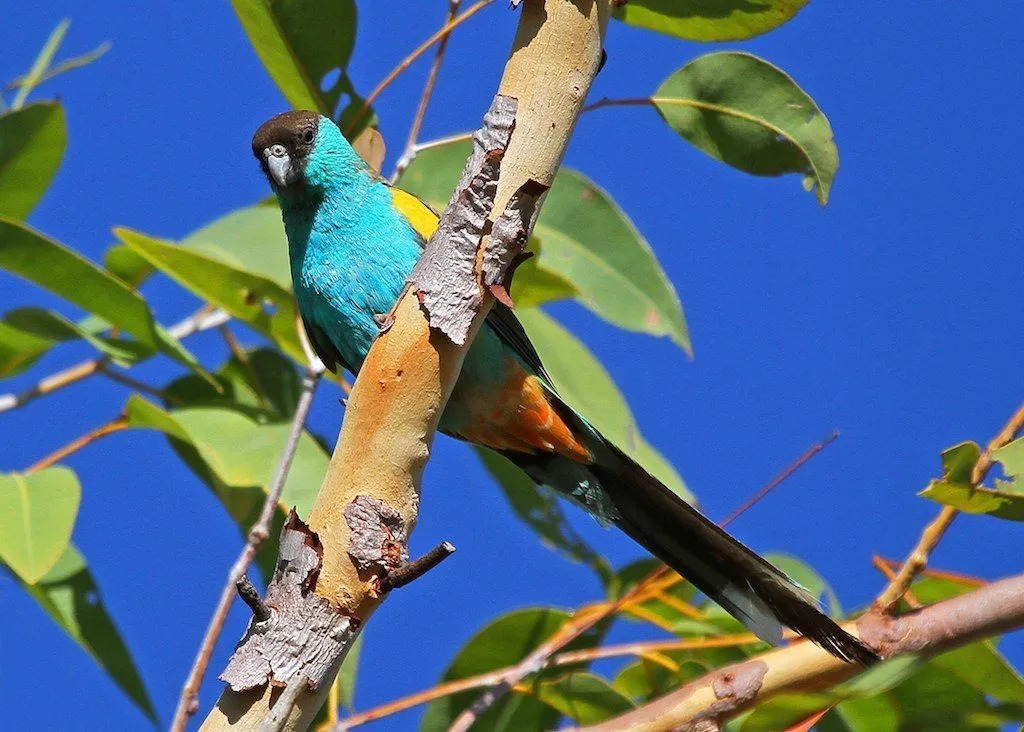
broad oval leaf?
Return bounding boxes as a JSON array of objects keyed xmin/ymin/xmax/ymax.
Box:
[
  {"xmin": 614, "ymin": 0, "xmax": 808, "ymax": 42},
  {"xmin": 653, "ymin": 51, "xmax": 838, "ymax": 204},
  {"xmin": 0, "ymin": 103, "xmax": 66, "ymax": 218},
  {"xmin": 398, "ymin": 141, "xmax": 690, "ymax": 351},
  {"xmin": 0, "ymin": 467, "xmax": 81, "ymax": 583},
  {"xmin": 517, "ymin": 308, "xmax": 691, "ymax": 502},
  {"xmin": 919, "ymin": 479, "xmax": 1024, "ymax": 522},
  {"xmin": 231, "ymin": 0, "xmax": 366, "ymax": 124},
  {"xmin": 13, "ymin": 543, "xmax": 156, "ymax": 720}
]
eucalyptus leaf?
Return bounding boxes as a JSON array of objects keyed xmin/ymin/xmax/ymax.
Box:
[
  {"xmin": 614, "ymin": 0, "xmax": 808, "ymax": 42},
  {"xmin": 5, "ymin": 307, "xmax": 150, "ymax": 366},
  {"xmin": 114, "ymin": 228, "xmax": 304, "ymax": 362},
  {"xmin": 0, "ymin": 103, "xmax": 66, "ymax": 218},
  {"xmin": 0, "ymin": 218, "xmax": 207, "ymax": 376},
  {"xmin": 0, "ymin": 467, "xmax": 80, "ymax": 583},
  {"xmin": 10, "ymin": 19, "xmax": 69, "ymax": 108},
  {"xmin": 919, "ymin": 480, "xmax": 1024, "ymax": 521},
  {"xmin": 533, "ymin": 671, "xmax": 635, "ymax": 724},
  {"xmin": 231, "ymin": 0, "xmax": 368, "ymax": 127},
  {"xmin": 14, "ymin": 544, "xmax": 156, "ymax": 720},
  {"xmin": 653, "ymin": 51, "xmax": 838, "ymax": 204}
]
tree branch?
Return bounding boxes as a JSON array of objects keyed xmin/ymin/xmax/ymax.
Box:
[
  {"xmin": 201, "ymin": 2, "xmax": 612, "ymax": 729},
  {"xmin": 24, "ymin": 414, "xmax": 128, "ymax": 473},
  {"xmin": 875, "ymin": 402, "xmax": 1024, "ymax": 609},
  {"xmin": 575, "ymin": 572, "xmax": 1024, "ymax": 732},
  {"xmin": 170, "ymin": 359, "xmax": 325, "ymax": 731}
]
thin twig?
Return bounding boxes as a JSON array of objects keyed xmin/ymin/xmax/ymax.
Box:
[
  {"xmin": 235, "ymin": 575, "xmax": 272, "ymax": 623},
  {"xmin": 0, "ymin": 306, "xmax": 228, "ymax": 414},
  {"xmin": 580, "ymin": 96, "xmax": 654, "ymax": 114},
  {"xmin": 391, "ymin": 0, "xmax": 463, "ymax": 183},
  {"xmin": 260, "ymin": 674, "xmax": 308, "ymax": 732},
  {"xmin": 719, "ymin": 430, "xmax": 839, "ymax": 528},
  {"xmin": 96, "ymin": 361, "xmax": 169, "ymax": 403},
  {"xmin": 875, "ymin": 402, "xmax": 1024, "ymax": 609},
  {"xmin": 380, "ymin": 541, "xmax": 456, "ymax": 591},
  {"xmin": 24, "ymin": 415, "xmax": 129, "ymax": 473},
  {"xmin": 345, "ymin": 0, "xmax": 494, "ymax": 136},
  {"xmin": 338, "ymin": 434, "xmax": 838, "ymax": 730},
  {"xmin": 871, "ymin": 556, "xmax": 921, "ymax": 609},
  {"xmin": 170, "ymin": 359, "xmax": 326, "ymax": 731}
]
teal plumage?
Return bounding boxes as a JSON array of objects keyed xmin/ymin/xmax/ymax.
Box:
[{"xmin": 252, "ymin": 111, "xmax": 876, "ymax": 665}]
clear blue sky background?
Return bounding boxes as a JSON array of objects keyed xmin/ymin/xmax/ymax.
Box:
[{"xmin": 2, "ymin": 2, "xmax": 1022, "ymax": 729}]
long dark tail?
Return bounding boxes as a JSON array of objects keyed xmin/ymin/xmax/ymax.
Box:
[{"xmin": 507, "ymin": 433, "xmax": 877, "ymax": 666}]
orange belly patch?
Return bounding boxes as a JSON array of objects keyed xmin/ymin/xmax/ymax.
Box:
[{"xmin": 455, "ymin": 364, "xmax": 593, "ymax": 464}]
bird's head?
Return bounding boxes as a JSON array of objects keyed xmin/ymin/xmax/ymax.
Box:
[{"xmin": 252, "ymin": 110, "xmax": 356, "ymax": 194}]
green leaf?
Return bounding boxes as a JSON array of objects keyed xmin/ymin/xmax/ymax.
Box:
[
  {"xmin": 231, "ymin": 0, "xmax": 366, "ymax": 123},
  {"xmin": 765, "ymin": 553, "xmax": 841, "ymax": 617},
  {"xmin": 398, "ymin": 143, "xmax": 689, "ymax": 350},
  {"xmin": 335, "ymin": 631, "xmax": 363, "ymax": 710},
  {"xmin": 4, "ymin": 307, "xmax": 150, "ymax": 365},
  {"xmin": 114, "ymin": 228, "xmax": 304, "ymax": 362},
  {"xmin": 919, "ymin": 480, "xmax": 1024, "ymax": 521},
  {"xmin": 14, "ymin": 544, "xmax": 155, "ymax": 720},
  {"xmin": 536, "ymin": 170, "xmax": 690, "ymax": 352},
  {"xmin": 11, "ymin": 19, "xmax": 70, "ymax": 109},
  {"xmin": 477, "ymin": 449, "xmax": 614, "ymax": 586},
  {"xmin": 123, "ymin": 395, "xmax": 327, "ymax": 519},
  {"xmin": 0, "ymin": 311, "xmax": 53, "ymax": 378},
  {"xmin": 517, "ymin": 308, "xmax": 690, "ymax": 502},
  {"xmin": 0, "ymin": 218, "xmax": 206, "ymax": 376},
  {"xmin": 653, "ymin": 51, "xmax": 838, "ymax": 204},
  {"xmin": 182, "ymin": 204, "xmax": 291, "ymax": 289},
  {"xmin": 0, "ymin": 103, "xmax": 66, "ymax": 218},
  {"xmin": 931, "ymin": 641, "xmax": 1024, "ymax": 705},
  {"xmin": 421, "ymin": 607, "xmax": 604, "ymax": 731},
  {"xmin": 889, "ymin": 662, "xmax": 1004, "ymax": 730},
  {"xmin": 0, "ymin": 468, "xmax": 80, "ymax": 583},
  {"xmin": 938, "ymin": 441, "xmax": 981, "ymax": 483},
  {"xmin": 826, "ymin": 695, "xmax": 900, "ymax": 732},
  {"xmin": 994, "ymin": 437, "xmax": 1024, "ymax": 493},
  {"xmin": 533, "ymin": 671, "xmax": 635, "ymax": 724},
  {"xmin": 613, "ymin": 0, "xmax": 808, "ymax": 42}
]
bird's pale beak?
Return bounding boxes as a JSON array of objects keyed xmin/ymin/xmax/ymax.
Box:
[{"xmin": 263, "ymin": 145, "xmax": 292, "ymax": 188}]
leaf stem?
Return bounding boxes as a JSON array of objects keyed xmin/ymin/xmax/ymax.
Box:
[{"xmin": 24, "ymin": 414, "xmax": 128, "ymax": 474}]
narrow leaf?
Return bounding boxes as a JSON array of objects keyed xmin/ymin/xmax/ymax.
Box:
[
  {"xmin": 653, "ymin": 51, "xmax": 838, "ymax": 204},
  {"xmin": 0, "ymin": 468, "xmax": 80, "ymax": 583},
  {"xmin": 920, "ymin": 480, "xmax": 1024, "ymax": 521},
  {"xmin": 533, "ymin": 671, "xmax": 635, "ymax": 724},
  {"xmin": 14, "ymin": 544, "xmax": 156, "ymax": 720},
  {"xmin": 0, "ymin": 103, "xmax": 66, "ymax": 218},
  {"xmin": 11, "ymin": 19, "xmax": 70, "ymax": 108}
]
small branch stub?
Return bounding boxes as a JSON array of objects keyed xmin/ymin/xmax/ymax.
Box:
[
  {"xmin": 220, "ymin": 512, "xmax": 357, "ymax": 693},
  {"xmin": 380, "ymin": 541, "xmax": 456, "ymax": 592},
  {"xmin": 236, "ymin": 575, "xmax": 272, "ymax": 624}
]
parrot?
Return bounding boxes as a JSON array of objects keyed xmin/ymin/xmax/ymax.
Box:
[{"xmin": 252, "ymin": 110, "xmax": 876, "ymax": 666}]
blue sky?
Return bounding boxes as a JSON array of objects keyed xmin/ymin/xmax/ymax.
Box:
[{"xmin": 1, "ymin": 1, "xmax": 1022, "ymax": 728}]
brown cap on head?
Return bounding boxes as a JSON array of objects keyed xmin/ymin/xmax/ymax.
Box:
[{"xmin": 251, "ymin": 110, "xmax": 320, "ymax": 161}]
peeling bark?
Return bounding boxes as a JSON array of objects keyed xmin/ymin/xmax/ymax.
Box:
[
  {"xmin": 343, "ymin": 495, "xmax": 409, "ymax": 573},
  {"xmin": 220, "ymin": 513, "xmax": 357, "ymax": 694}
]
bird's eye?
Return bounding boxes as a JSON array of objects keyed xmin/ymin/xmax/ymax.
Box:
[{"xmin": 303, "ymin": 129, "xmax": 314, "ymax": 143}]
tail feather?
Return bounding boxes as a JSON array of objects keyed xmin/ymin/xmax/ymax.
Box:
[
  {"xmin": 505, "ymin": 425, "xmax": 877, "ymax": 666},
  {"xmin": 591, "ymin": 440, "xmax": 877, "ymax": 665}
]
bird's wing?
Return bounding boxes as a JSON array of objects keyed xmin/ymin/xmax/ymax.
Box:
[
  {"xmin": 302, "ymin": 316, "xmax": 354, "ymax": 375},
  {"xmin": 388, "ymin": 185, "xmax": 552, "ymax": 383}
]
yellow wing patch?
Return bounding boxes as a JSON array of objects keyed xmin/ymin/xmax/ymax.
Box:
[{"xmin": 390, "ymin": 187, "xmax": 440, "ymax": 241}]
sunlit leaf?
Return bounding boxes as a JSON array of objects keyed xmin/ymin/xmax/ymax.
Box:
[
  {"xmin": 0, "ymin": 103, "xmax": 66, "ymax": 218},
  {"xmin": 231, "ymin": 0, "xmax": 369, "ymax": 127},
  {"xmin": 920, "ymin": 480, "xmax": 1024, "ymax": 521},
  {"xmin": 613, "ymin": 0, "xmax": 808, "ymax": 42},
  {"xmin": 398, "ymin": 142, "xmax": 689, "ymax": 350},
  {"xmin": 533, "ymin": 671, "xmax": 635, "ymax": 724},
  {"xmin": 10, "ymin": 19, "xmax": 69, "ymax": 109},
  {"xmin": 994, "ymin": 437, "xmax": 1024, "ymax": 493},
  {"xmin": 114, "ymin": 228, "xmax": 304, "ymax": 362},
  {"xmin": 653, "ymin": 52, "xmax": 838, "ymax": 204},
  {"xmin": 0, "ymin": 467, "xmax": 80, "ymax": 583},
  {"xmin": 13, "ymin": 544, "xmax": 155, "ymax": 720},
  {"xmin": 4, "ymin": 307, "xmax": 150, "ymax": 366}
]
